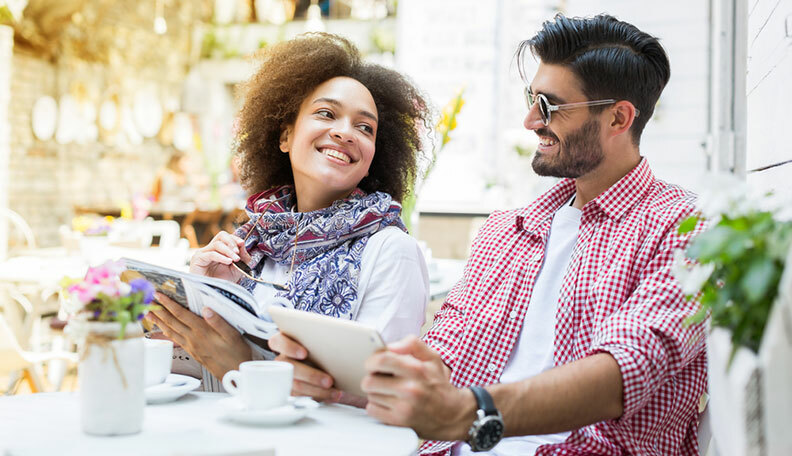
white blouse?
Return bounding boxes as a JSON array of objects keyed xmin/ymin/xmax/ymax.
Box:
[
  {"xmin": 196, "ymin": 227, "xmax": 429, "ymax": 391},
  {"xmin": 252, "ymin": 226, "xmax": 429, "ymax": 343}
]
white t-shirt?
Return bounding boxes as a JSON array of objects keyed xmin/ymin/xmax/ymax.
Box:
[
  {"xmin": 454, "ymin": 203, "xmax": 581, "ymax": 456},
  {"xmin": 252, "ymin": 226, "xmax": 429, "ymax": 343}
]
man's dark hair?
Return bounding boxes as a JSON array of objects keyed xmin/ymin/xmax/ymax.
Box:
[{"xmin": 518, "ymin": 14, "xmax": 670, "ymax": 145}]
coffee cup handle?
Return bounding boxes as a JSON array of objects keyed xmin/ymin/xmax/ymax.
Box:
[{"xmin": 222, "ymin": 370, "xmax": 241, "ymax": 396}]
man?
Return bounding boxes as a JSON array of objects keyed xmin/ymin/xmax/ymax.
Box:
[{"xmin": 359, "ymin": 14, "xmax": 707, "ymax": 455}]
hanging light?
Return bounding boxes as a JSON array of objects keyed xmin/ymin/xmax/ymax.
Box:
[
  {"xmin": 305, "ymin": 0, "xmax": 324, "ymax": 32},
  {"xmin": 154, "ymin": 0, "xmax": 167, "ymax": 34}
]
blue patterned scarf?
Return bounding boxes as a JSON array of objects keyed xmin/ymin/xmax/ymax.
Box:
[{"xmin": 235, "ymin": 185, "xmax": 406, "ymax": 320}]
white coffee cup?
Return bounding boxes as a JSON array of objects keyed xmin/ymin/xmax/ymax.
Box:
[
  {"xmin": 144, "ymin": 338, "xmax": 173, "ymax": 387},
  {"xmin": 222, "ymin": 360, "xmax": 293, "ymax": 410}
]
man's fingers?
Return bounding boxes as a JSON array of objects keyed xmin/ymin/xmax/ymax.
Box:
[
  {"xmin": 386, "ymin": 336, "xmax": 439, "ymax": 362},
  {"xmin": 269, "ymin": 332, "xmax": 308, "ymax": 359},
  {"xmin": 360, "ymin": 371, "xmax": 403, "ymax": 396},
  {"xmin": 365, "ymin": 350, "xmax": 425, "ymax": 378}
]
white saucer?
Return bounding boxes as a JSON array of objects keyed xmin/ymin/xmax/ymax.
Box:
[
  {"xmin": 145, "ymin": 374, "xmax": 201, "ymax": 404},
  {"xmin": 219, "ymin": 396, "xmax": 319, "ymax": 426}
]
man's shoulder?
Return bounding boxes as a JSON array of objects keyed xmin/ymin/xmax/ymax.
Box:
[
  {"xmin": 639, "ymin": 179, "xmax": 698, "ymax": 225},
  {"xmin": 477, "ymin": 208, "xmax": 524, "ymax": 237}
]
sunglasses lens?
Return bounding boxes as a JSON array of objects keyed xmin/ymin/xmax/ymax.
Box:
[{"xmin": 538, "ymin": 95, "xmax": 550, "ymax": 125}]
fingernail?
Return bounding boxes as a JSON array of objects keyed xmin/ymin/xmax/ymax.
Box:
[
  {"xmin": 234, "ymin": 254, "xmax": 241, "ymax": 261},
  {"xmin": 297, "ymin": 349, "xmax": 307, "ymax": 358},
  {"xmin": 202, "ymin": 307, "xmax": 215, "ymax": 318},
  {"xmin": 322, "ymin": 377, "xmax": 332, "ymax": 388},
  {"xmin": 332, "ymin": 390, "xmax": 342, "ymax": 401}
]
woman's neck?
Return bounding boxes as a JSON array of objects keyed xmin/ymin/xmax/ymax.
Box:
[{"xmin": 294, "ymin": 184, "xmax": 353, "ymax": 213}]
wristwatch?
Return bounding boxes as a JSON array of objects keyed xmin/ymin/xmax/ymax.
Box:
[{"xmin": 466, "ymin": 386, "xmax": 505, "ymax": 452}]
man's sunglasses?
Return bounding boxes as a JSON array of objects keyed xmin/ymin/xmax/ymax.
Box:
[{"xmin": 524, "ymin": 88, "xmax": 639, "ymax": 126}]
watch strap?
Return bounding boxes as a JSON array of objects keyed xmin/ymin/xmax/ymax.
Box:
[{"xmin": 469, "ymin": 386, "xmax": 497, "ymax": 416}]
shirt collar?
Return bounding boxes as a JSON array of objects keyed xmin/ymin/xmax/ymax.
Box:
[
  {"xmin": 515, "ymin": 157, "xmax": 654, "ymax": 231},
  {"xmin": 588, "ymin": 157, "xmax": 654, "ymax": 221}
]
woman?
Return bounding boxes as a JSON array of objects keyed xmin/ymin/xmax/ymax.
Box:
[{"xmin": 147, "ymin": 33, "xmax": 431, "ymax": 402}]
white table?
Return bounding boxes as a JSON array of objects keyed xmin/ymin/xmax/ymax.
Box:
[{"xmin": 0, "ymin": 392, "xmax": 419, "ymax": 456}]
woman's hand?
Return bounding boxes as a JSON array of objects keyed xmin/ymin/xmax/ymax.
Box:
[
  {"xmin": 268, "ymin": 331, "xmax": 348, "ymax": 404},
  {"xmin": 189, "ymin": 231, "xmax": 252, "ymax": 282},
  {"xmin": 146, "ymin": 292, "xmax": 252, "ymax": 381}
]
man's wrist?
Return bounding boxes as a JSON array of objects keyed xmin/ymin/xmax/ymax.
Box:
[{"xmin": 449, "ymin": 387, "xmax": 478, "ymax": 441}]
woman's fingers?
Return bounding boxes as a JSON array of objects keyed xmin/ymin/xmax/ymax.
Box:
[
  {"xmin": 274, "ymin": 354, "xmax": 333, "ymax": 389},
  {"xmin": 269, "ymin": 332, "xmax": 308, "ymax": 359},
  {"xmin": 291, "ymin": 379, "xmax": 341, "ymax": 402}
]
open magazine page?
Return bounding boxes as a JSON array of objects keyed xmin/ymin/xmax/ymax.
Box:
[
  {"xmin": 183, "ymin": 283, "xmax": 277, "ymax": 340},
  {"xmin": 122, "ymin": 257, "xmax": 277, "ymax": 340}
]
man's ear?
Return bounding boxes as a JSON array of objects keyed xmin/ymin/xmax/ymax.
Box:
[
  {"xmin": 608, "ymin": 101, "xmax": 638, "ymax": 137},
  {"xmin": 279, "ymin": 126, "xmax": 292, "ymax": 153}
]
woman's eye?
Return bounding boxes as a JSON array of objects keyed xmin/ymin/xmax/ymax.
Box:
[
  {"xmin": 357, "ymin": 124, "xmax": 374, "ymax": 134},
  {"xmin": 316, "ymin": 109, "xmax": 334, "ymax": 118}
]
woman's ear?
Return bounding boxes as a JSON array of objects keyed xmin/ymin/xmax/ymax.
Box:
[{"xmin": 279, "ymin": 126, "xmax": 292, "ymax": 153}]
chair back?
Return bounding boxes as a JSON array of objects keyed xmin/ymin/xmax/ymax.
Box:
[
  {"xmin": 0, "ymin": 313, "xmax": 30, "ymax": 373},
  {"xmin": 143, "ymin": 219, "xmax": 182, "ymax": 249},
  {"xmin": 0, "ymin": 208, "xmax": 36, "ymax": 259}
]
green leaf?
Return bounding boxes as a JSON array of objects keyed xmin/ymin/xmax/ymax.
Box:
[
  {"xmin": 739, "ymin": 257, "xmax": 777, "ymax": 303},
  {"xmin": 678, "ymin": 215, "xmax": 699, "ymax": 234},
  {"xmin": 687, "ymin": 225, "xmax": 737, "ymax": 262}
]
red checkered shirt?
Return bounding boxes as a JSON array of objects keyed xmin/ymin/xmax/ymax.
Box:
[{"xmin": 420, "ymin": 159, "xmax": 707, "ymax": 456}]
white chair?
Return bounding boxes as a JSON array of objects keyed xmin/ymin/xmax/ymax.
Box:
[
  {"xmin": 142, "ymin": 219, "xmax": 182, "ymax": 249},
  {"xmin": 0, "ymin": 312, "xmax": 77, "ymax": 394},
  {"xmin": 0, "ymin": 208, "xmax": 36, "ymax": 258}
]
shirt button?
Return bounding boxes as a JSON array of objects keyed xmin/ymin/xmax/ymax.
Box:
[
  {"xmin": 487, "ymin": 363, "xmax": 497, "ymax": 373},
  {"xmin": 509, "ymin": 311, "xmax": 518, "ymax": 319}
]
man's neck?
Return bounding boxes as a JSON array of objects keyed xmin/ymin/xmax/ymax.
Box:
[{"xmin": 571, "ymin": 151, "xmax": 641, "ymax": 210}]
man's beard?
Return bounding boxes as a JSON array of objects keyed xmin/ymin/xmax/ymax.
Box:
[{"xmin": 531, "ymin": 118, "xmax": 604, "ymax": 178}]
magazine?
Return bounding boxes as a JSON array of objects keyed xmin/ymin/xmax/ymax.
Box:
[{"xmin": 122, "ymin": 257, "xmax": 277, "ymax": 341}]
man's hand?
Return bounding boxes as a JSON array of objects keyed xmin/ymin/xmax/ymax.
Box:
[
  {"xmin": 268, "ymin": 331, "xmax": 344, "ymax": 403},
  {"xmin": 362, "ymin": 336, "xmax": 476, "ymax": 441},
  {"xmin": 146, "ymin": 292, "xmax": 252, "ymax": 380}
]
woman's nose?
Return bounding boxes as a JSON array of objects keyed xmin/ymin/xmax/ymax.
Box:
[{"xmin": 330, "ymin": 121, "xmax": 354, "ymax": 142}]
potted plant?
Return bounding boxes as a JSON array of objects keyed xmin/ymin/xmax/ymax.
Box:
[
  {"xmin": 675, "ymin": 177, "xmax": 792, "ymax": 456},
  {"xmin": 61, "ymin": 260, "xmax": 156, "ymax": 436}
]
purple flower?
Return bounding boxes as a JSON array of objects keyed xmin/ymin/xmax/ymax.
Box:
[{"xmin": 130, "ymin": 278, "xmax": 155, "ymax": 304}]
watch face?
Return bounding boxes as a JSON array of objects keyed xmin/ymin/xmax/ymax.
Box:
[{"xmin": 472, "ymin": 416, "xmax": 505, "ymax": 451}]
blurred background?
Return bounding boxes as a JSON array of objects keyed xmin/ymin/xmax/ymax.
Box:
[
  {"xmin": 0, "ymin": 0, "xmax": 789, "ymax": 396},
  {"xmin": 0, "ymin": 0, "xmax": 788, "ymax": 258}
]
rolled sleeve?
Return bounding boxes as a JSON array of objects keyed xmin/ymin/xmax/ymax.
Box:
[{"xmin": 587, "ymin": 227, "xmax": 707, "ymax": 421}]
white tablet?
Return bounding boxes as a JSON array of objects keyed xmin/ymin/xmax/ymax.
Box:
[{"xmin": 267, "ymin": 306, "xmax": 385, "ymax": 396}]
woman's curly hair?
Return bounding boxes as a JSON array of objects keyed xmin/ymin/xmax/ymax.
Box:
[{"xmin": 235, "ymin": 33, "xmax": 430, "ymax": 203}]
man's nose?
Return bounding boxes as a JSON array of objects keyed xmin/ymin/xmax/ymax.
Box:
[{"xmin": 523, "ymin": 103, "xmax": 544, "ymax": 131}]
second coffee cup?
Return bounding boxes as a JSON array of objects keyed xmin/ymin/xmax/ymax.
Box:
[{"xmin": 221, "ymin": 360, "xmax": 293, "ymax": 410}]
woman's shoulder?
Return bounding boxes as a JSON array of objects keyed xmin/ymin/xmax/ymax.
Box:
[
  {"xmin": 360, "ymin": 226, "xmax": 424, "ymax": 265},
  {"xmin": 367, "ymin": 226, "xmax": 420, "ymax": 250}
]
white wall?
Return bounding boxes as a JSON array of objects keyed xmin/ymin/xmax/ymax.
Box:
[
  {"xmin": 396, "ymin": 0, "xmax": 712, "ymax": 215},
  {"xmin": 397, "ymin": 0, "xmax": 559, "ymax": 213},
  {"xmin": 745, "ymin": 0, "xmax": 792, "ymax": 193},
  {"xmin": 561, "ymin": 0, "xmax": 712, "ymax": 193}
]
